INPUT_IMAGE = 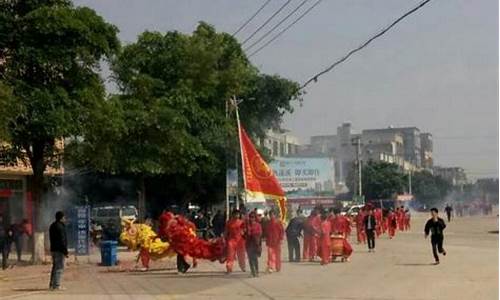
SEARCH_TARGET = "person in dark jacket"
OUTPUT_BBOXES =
[212,210,225,237]
[0,215,14,270]
[286,209,305,262]
[49,211,68,290]
[424,208,447,265]
[11,222,24,262]
[364,208,377,252]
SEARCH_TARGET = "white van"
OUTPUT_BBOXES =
[91,205,138,227]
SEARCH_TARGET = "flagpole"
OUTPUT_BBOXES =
[225,99,230,220]
[233,96,247,209]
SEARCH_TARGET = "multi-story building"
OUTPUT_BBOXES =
[361,127,422,167]
[362,129,404,159]
[433,166,467,186]
[304,123,430,185]
[420,133,433,170]
[262,129,301,158]
[309,122,359,186]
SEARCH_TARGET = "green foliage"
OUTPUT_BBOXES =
[0,0,119,204]
[361,161,407,199]
[69,22,302,206]
[411,170,451,207]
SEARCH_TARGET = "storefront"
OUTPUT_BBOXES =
[0,175,29,228]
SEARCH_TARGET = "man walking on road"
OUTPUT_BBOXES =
[444,204,453,222]
[245,212,262,277]
[225,210,246,274]
[319,212,331,265]
[49,211,68,290]
[424,208,447,265]
[364,208,377,252]
[286,209,305,262]
[0,215,13,270]
[265,210,284,273]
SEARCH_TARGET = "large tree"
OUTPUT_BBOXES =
[68,22,302,212]
[0,0,119,261]
[412,170,451,207]
[347,161,407,200]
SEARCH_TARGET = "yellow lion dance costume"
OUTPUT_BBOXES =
[120,220,175,268]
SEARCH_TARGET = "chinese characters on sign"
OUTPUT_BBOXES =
[74,206,90,255]
[270,157,335,198]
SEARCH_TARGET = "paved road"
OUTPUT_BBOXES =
[0,212,497,300]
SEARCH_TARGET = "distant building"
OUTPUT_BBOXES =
[262,129,300,158]
[360,127,422,167]
[309,122,359,186]
[362,130,404,161]
[420,133,433,170]
[433,166,467,186]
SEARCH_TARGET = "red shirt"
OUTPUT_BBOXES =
[264,217,284,247]
[305,215,318,236]
[320,220,331,241]
[387,212,397,227]
[356,212,366,228]
[245,221,262,248]
[331,215,351,235]
[225,218,245,241]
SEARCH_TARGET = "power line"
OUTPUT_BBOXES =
[248,0,323,58]
[300,0,432,90]
[232,0,272,37]
[244,0,310,52]
[241,0,294,46]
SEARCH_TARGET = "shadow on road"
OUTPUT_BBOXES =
[125,270,249,279]
[395,263,434,267]
[11,287,48,292]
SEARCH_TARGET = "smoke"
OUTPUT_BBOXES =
[40,184,76,230]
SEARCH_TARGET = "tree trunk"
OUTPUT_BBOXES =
[29,141,47,264]
[137,175,146,222]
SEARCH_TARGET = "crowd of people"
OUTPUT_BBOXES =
[148,203,415,278]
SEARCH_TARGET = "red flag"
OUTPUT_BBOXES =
[239,124,287,221]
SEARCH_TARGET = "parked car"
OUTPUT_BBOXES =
[341,204,365,217]
[91,205,138,241]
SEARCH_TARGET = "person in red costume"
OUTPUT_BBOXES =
[382,209,389,235]
[404,209,411,231]
[264,210,284,272]
[374,207,383,237]
[303,208,321,261]
[225,210,246,273]
[245,212,262,277]
[387,209,397,239]
[329,209,353,261]
[319,212,331,265]
[398,206,406,231]
[355,208,367,244]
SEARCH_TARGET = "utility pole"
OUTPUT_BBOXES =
[351,136,363,203]
[408,169,412,195]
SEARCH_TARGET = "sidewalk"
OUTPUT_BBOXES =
[0,247,148,299]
